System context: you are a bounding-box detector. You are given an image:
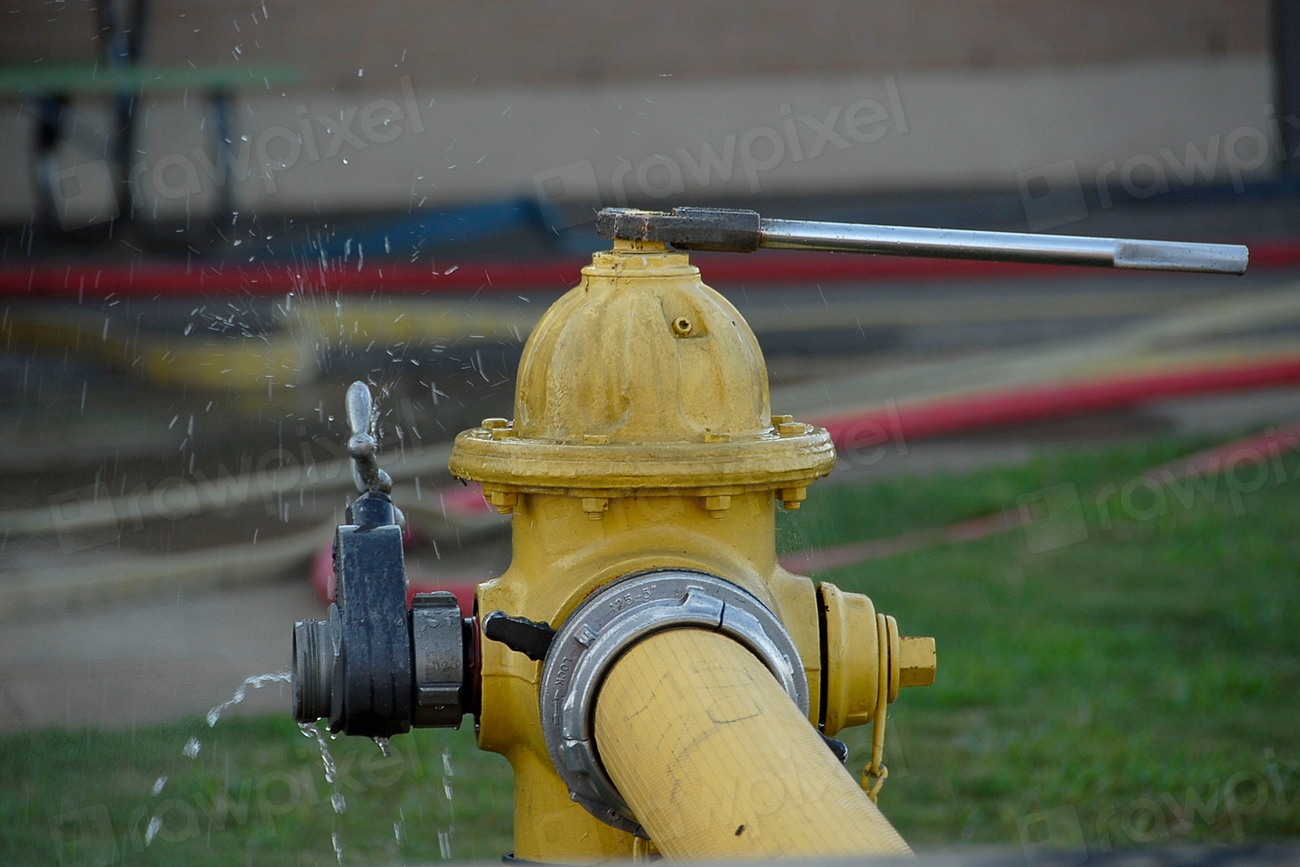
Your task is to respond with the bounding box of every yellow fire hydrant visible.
[294,206,1247,862]
[449,236,936,862]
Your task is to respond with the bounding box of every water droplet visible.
[182,737,201,758]
[145,815,163,846]
[332,830,344,864]
[299,722,339,785]
[152,775,167,796]
[372,736,391,758]
[438,829,452,860]
[331,791,347,815]
[206,672,293,727]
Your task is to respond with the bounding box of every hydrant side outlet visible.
[292,384,480,739]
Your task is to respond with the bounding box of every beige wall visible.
[0,2,1277,222]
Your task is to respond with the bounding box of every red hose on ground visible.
[817,356,1300,448]
[778,420,1300,573]
[4,238,1296,299]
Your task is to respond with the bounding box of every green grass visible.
[4,435,1299,863]
[1,718,513,865]
[779,435,1300,848]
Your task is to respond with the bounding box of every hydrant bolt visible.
[898,636,937,688]
[779,486,808,510]
[702,494,731,517]
[484,488,518,514]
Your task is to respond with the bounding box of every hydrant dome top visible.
[448,242,836,493]
[517,246,768,443]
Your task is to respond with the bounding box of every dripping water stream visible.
[299,720,349,864]
[148,672,294,849]
[153,671,455,862]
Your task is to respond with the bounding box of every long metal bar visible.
[759,218,1249,275]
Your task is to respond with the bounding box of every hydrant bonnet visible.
[449,243,836,496]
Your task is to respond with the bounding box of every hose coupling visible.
[531,570,808,836]
[290,382,480,736]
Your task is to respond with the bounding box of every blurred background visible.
[2,1,1299,864]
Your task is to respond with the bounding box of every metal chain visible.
[861,612,890,803]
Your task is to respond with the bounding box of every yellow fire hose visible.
[593,627,913,859]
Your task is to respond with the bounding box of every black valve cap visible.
[482,611,556,661]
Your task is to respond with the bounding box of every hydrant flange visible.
[538,570,808,835]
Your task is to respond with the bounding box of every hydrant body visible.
[450,241,920,861]
[294,205,1253,861]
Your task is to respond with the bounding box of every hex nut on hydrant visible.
[899,636,937,688]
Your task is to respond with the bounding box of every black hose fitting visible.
[291,382,478,737]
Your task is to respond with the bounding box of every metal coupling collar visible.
[537,570,808,836]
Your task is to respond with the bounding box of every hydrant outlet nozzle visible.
[292,619,333,722]
[291,382,479,737]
